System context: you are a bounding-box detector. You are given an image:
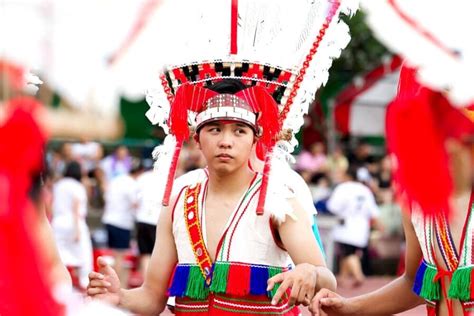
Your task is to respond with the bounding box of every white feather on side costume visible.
[362,0,474,106]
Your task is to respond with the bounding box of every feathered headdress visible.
[144,0,358,212]
[362,0,474,217]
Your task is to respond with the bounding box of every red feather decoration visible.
[0,98,64,315]
[387,66,474,217]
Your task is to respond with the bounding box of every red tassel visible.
[386,66,474,218]
[162,140,183,206]
[169,86,191,142]
[226,264,251,296]
[235,87,280,216]
[256,149,273,216]
[236,86,279,150]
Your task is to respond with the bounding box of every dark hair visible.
[206,79,247,94]
[346,167,358,181]
[64,161,82,181]
[130,158,144,174]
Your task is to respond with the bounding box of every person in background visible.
[99,145,132,182]
[135,169,161,276]
[51,161,93,289]
[327,168,382,288]
[71,137,103,177]
[296,142,328,182]
[326,145,349,185]
[101,158,144,288]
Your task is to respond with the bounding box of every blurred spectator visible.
[377,189,403,237]
[309,175,332,214]
[71,137,103,176]
[135,170,161,276]
[375,155,393,190]
[296,142,328,182]
[181,140,206,173]
[48,142,74,181]
[348,141,373,169]
[327,168,382,288]
[326,145,349,184]
[51,161,93,289]
[99,145,132,182]
[101,158,144,288]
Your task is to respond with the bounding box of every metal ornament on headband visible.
[195,94,258,133]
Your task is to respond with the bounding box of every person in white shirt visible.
[102,159,144,288]
[327,168,381,288]
[135,169,161,275]
[71,138,103,175]
[52,161,93,289]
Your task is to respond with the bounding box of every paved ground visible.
[160,276,426,315]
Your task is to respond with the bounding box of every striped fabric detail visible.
[435,214,459,271]
[175,298,209,315]
[175,294,300,316]
[168,262,288,300]
[218,177,262,262]
[211,294,299,315]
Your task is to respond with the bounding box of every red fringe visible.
[226,264,251,296]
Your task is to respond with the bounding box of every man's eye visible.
[209,127,220,132]
[235,128,247,134]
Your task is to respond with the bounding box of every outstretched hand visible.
[87,256,122,306]
[309,288,356,316]
[267,263,318,306]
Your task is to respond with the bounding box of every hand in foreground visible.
[309,288,356,316]
[267,263,318,306]
[87,256,121,306]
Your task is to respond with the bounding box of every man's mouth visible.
[216,153,233,160]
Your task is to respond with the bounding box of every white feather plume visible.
[148,135,177,208]
[362,0,474,106]
[141,0,356,153]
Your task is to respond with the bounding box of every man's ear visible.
[193,133,201,149]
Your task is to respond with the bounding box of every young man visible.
[87,80,336,315]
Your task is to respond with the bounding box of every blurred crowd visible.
[44,137,403,291]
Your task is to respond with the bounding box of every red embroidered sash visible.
[184,183,213,285]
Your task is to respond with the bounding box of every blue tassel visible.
[413,261,428,295]
[250,266,269,295]
[168,265,191,297]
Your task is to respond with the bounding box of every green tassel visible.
[185,266,209,300]
[268,267,283,298]
[448,267,472,301]
[420,265,440,300]
[210,262,230,293]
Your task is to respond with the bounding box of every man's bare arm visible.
[280,198,336,292]
[88,201,178,315]
[311,210,425,315]
[268,198,337,306]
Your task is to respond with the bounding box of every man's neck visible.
[207,166,255,196]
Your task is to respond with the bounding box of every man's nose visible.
[218,131,233,148]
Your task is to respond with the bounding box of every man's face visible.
[196,121,255,175]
